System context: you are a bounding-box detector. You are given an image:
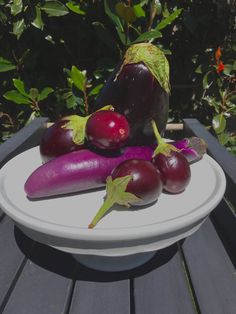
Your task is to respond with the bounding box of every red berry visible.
[86,110,130,150]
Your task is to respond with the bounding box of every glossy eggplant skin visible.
[93,62,169,145]
[25,145,153,199]
[40,118,83,162]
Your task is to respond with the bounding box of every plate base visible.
[72,251,157,272]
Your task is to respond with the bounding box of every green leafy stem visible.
[88,175,141,229]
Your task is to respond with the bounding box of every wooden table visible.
[0,118,236,314]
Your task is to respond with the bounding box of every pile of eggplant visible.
[24,43,207,228]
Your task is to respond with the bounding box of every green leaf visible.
[203,96,220,112]
[0,57,16,72]
[202,71,212,89]
[0,10,7,25]
[133,30,162,43]
[88,175,141,228]
[195,64,202,74]
[212,114,226,134]
[227,93,236,103]
[116,25,126,45]
[11,0,23,16]
[63,91,85,111]
[227,103,236,114]
[3,90,32,105]
[156,8,182,30]
[133,4,146,18]
[29,88,39,101]
[218,132,230,145]
[70,66,86,92]
[66,94,77,109]
[13,19,26,39]
[77,96,86,114]
[162,3,170,18]
[104,0,123,31]
[38,87,54,101]
[41,1,69,17]
[61,90,72,100]
[32,6,44,30]
[88,83,104,97]
[66,2,85,15]
[115,3,136,24]
[149,0,161,24]
[13,79,29,97]
[151,0,162,16]
[216,77,222,89]
[223,64,235,76]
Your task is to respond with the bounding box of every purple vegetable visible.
[93,43,170,145]
[88,159,163,228]
[150,136,207,164]
[152,151,191,194]
[24,146,153,199]
[171,137,207,164]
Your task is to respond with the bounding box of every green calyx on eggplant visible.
[39,115,87,162]
[40,105,114,161]
[93,43,170,145]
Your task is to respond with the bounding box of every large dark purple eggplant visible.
[93,43,170,145]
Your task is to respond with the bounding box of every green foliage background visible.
[0,0,235,153]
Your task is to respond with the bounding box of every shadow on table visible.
[14,225,181,282]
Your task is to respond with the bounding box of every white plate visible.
[0,146,226,270]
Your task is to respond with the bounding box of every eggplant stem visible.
[88,197,115,229]
[151,120,165,145]
[151,120,180,157]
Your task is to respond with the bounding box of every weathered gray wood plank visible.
[211,199,236,265]
[182,218,236,314]
[0,117,48,168]
[0,217,33,312]
[69,269,130,314]
[2,238,77,314]
[69,281,130,314]
[183,118,236,207]
[133,245,196,314]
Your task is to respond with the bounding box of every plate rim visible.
[0,146,226,242]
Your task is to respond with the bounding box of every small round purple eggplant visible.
[88,159,163,228]
[86,110,130,150]
[152,151,191,194]
[111,159,163,205]
[151,120,191,194]
[40,116,86,162]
